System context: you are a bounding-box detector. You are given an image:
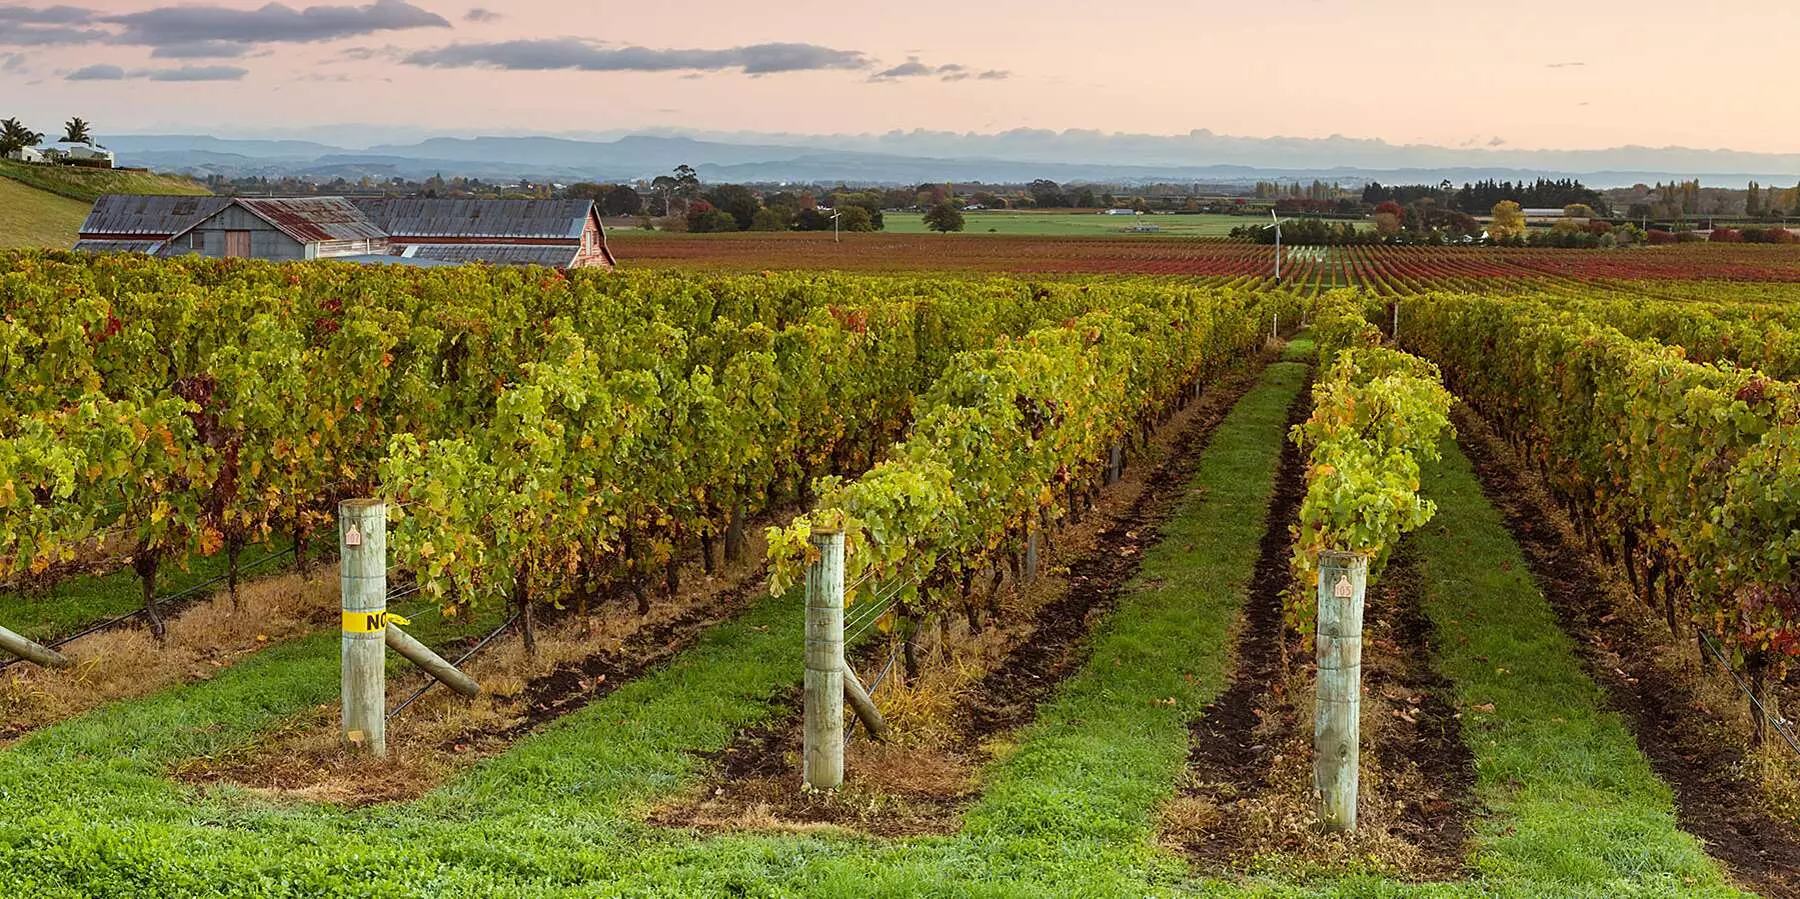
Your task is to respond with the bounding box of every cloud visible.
[0,21,106,45]
[871,57,1006,82]
[150,39,252,58]
[0,1,448,55]
[1545,61,1585,68]
[463,7,499,22]
[404,38,871,75]
[65,61,121,79]
[147,63,246,80]
[0,5,92,24]
[1488,136,1506,146]
[66,61,245,81]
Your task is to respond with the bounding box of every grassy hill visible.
[0,176,91,249]
[0,160,209,203]
[0,160,211,250]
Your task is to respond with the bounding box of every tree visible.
[0,118,44,155]
[751,207,794,231]
[703,184,761,231]
[1490,201,1528,240]
[922,202,966,233]
[651,164,702,217]
[1028,179,1068,209]
[1563,203,1596,219]
[686,200,737,233]
[61,117,93,145]
[1373,200,1403,238]
[836,206,875,232]
[601,185,643,217]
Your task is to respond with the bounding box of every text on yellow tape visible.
[341,609,411,633]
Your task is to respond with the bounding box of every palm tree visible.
[62,117,93,145]
[0,118,44,155]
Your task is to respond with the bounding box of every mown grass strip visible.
[1406,441,1743,898]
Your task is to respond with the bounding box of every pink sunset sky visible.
[0,0,1792,151]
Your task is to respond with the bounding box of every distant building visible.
[162,197,389,261]
[74,195,616,269]
[352,198,615,270]
[44,142,116,167]
[4,146,45,164]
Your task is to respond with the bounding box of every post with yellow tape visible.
[340,498,387,758]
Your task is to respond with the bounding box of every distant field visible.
[610,229,1800,282]
[883,209,1259,237]
[0,176,90,249]
[0,160,209,203]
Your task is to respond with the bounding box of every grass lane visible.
[1403,440,1743,898]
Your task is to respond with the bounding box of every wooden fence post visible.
[1106,442,1124,485]
[0,624,72,669]
[1025,525,1040,584]
[1315,551,1368,833]
[386,625,481,697]
[340,499,387,758]
[803,528,846,789]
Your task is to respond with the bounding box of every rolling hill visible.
[0,161,210,249]
[0,176,90,249]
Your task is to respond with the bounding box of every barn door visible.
[225,230,252,258]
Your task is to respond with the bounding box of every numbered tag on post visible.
[1333,574,1354,600]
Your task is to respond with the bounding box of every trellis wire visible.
[386,612,519,721]
[843,641,907,747]
[1698,630,1800,759]
[0,544,297,673]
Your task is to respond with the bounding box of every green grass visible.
[0,176,89,249]
[0,160,208,249]
[1400,440,1742,897]
[0,159,209,203]
[1,540,311,643]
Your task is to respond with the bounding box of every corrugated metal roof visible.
[333,254,459,268]
[235,198,388,243]
[79,195,230,237]
[399,244,582,267]
[354,198,594,240]
[73,238,165,254]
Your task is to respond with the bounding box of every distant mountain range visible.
[94,130,1800,189]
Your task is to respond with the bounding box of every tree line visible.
[1362,178,1610,216]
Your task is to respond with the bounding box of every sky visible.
[0,0,1795,154]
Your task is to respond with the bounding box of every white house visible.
[45,142,115,167]
[3,146,44,164]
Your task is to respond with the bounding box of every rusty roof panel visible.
[79,195,230,237]
[354,199,594,240]
[237,197,387,243]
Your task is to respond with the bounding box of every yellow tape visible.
[341,609,408,633]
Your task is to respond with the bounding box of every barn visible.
[73,195,231,254]
[75,195,615,270]
[352,198,616,270]
[161,198,389,261]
